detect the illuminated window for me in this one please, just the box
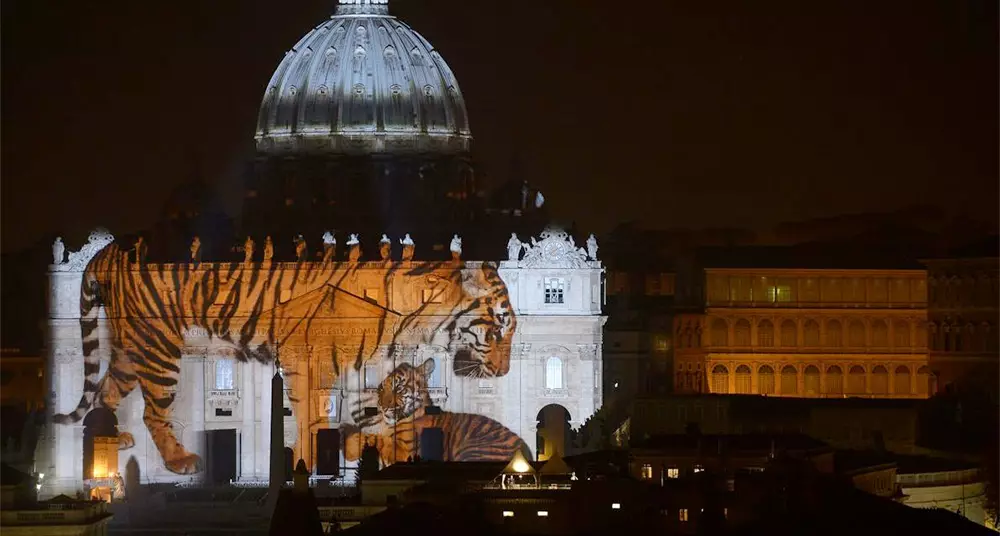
[611,503,621,510]
[667,468,679,479]
[537,511,548,517]
[767,285,792,303]
[545,357,563,390]
[502,511,514,518]
[544,278,565,304]
[679,509,689,521]
[641,464,653,480]
[724,507,728,519]
[655,336,670,352]
[215,360,234,390]
[364,364,379,389]
[693,465,704,473]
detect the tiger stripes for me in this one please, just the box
[344,359,528,465]
[54,241,516,475]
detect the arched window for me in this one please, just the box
[803,320,820,347]
[871,365,888,394]
[826,365,844,395]
[426,357,443,388]
[215,359,235,390]
[734,319,752,346]
[711,365,729,394]
[781,366,798,395]
[916,366,932,396]
[804,366,820,396]
[826,320,843,347]
[735,365,751,394]
[847,365,866,395]
[849,320,866,347]
[758,365,775,395]
[780,320,797,347]
[711,319,728,347]
[758,320,774,348]
[894,366,911,395]
[872,321,889,347]
[545,357,564,390]
[893,321,911,348]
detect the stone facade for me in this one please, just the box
[674,268,932,398]
[38,229,604,496]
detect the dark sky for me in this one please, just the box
[3,0,997,252]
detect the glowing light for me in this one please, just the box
[511,459,531,473]
[612,503,621,510]
[502,511,514,518]
[537,511,548,517]
[38,473,44,480]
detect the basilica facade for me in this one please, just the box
[40,228,604,494]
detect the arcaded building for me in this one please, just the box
[673,268,933,398]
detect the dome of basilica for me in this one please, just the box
[255,0,471,156]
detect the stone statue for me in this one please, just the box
[379,234,391,261]
[346,234,361,262]
[294,235,307,262]
[133,237,147,265]
[190,236,202,263]
[322,232,336,262]
[52,237,65,265]
[400,234,415,261]
[264,236,274,262]
[450,234,463,261]
[507,233,523,261]
[243,237,255,263]
[586,234,598,260]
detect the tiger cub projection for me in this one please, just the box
[345,359,529,465]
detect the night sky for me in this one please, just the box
[3,0,997,253]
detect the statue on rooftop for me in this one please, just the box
[134,236,147,265]
[243,237,255,263]
[294,235,307,262]
[322,232,336,262]
[400,234,415,261]
[52,237,65,265]
[347,234,361,262]
[379,234,392,261]
[586,234,599,260]
[190,236,202,263]
[450,234,463,261]
[263,236,274,262]
[507,233,523,262]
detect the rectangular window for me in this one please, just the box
[655,336,670,353]
[364,364,379,389]
[545,357,564,390]
[667,468,679,479]
[641,464,653,480]
[422,288,443,304]
[693,465,704,473]
[679,509,688,522]
[502,511,514,518]
[427,357,443,388]
[544,278,565,304]
[215,360,235,390]
[537,511,548,517]
[215,408,233,417]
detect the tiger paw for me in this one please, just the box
[117,432,135,450]
[164,452,203,474]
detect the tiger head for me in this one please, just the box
[376,359,433,423]
[447,262,516,378]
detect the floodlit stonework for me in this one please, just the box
[38,229,605,496]
[674,268,932,398]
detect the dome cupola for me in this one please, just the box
[255,0,471,155]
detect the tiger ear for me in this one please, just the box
[418,358,435,377]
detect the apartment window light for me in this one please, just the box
[667,467,679,479]
[611,503,621,510]
[502,511,514,518]
[537,511,548,517]
[679,508,689,521]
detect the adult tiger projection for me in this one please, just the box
[40,228,604,493]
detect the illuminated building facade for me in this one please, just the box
[673,268,933,398]
[39,228,604,495]
[921,257,999,392]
